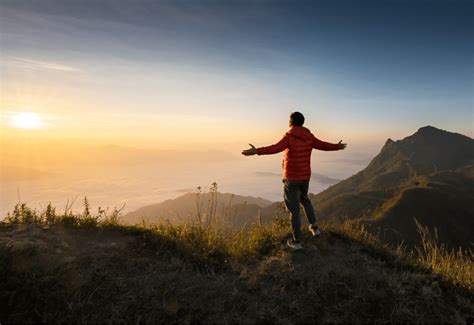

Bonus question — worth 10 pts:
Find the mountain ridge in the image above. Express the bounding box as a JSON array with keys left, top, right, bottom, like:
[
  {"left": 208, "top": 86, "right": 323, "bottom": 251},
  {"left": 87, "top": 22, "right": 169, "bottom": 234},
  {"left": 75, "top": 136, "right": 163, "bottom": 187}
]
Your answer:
[
  {"left": 311, "top": 125, "right": 474, "bottom": 248},
  {"left": 124, "top": 191, "right": 274, "bottom": 227}
]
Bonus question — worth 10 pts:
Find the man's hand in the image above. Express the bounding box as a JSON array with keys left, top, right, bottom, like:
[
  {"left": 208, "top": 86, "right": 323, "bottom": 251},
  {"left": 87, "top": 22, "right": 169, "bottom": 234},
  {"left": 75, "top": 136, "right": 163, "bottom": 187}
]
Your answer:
[
  {"left": 338, "top": 140, "right": 347, "bottom": 150},
  {"left": 242, "top": 143, "right": 257, "bottom": 156}
]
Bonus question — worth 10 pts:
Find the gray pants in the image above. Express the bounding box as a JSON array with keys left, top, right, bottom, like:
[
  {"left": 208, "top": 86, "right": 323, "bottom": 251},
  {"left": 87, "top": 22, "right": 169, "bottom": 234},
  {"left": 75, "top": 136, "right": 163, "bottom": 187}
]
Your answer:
[{"left": 283, "top": 179, "right": 317, "bottom": 242}]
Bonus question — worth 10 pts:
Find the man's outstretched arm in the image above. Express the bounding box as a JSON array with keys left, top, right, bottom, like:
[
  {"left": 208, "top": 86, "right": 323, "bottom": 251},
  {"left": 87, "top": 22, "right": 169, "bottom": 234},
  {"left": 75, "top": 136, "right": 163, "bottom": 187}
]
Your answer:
[
  {"left": 313, "top": 137, "right": 347, "bottom": 151},
  {"left": 242, "top": 135, "right": 289, "bottom": 156}
]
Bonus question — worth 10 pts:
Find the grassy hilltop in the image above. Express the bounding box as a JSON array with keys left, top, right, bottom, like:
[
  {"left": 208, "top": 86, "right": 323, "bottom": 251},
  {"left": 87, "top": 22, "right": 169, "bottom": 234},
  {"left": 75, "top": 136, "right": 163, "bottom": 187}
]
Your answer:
[{"left": 1, "top": 202, "right": 472, "bottom": 323}]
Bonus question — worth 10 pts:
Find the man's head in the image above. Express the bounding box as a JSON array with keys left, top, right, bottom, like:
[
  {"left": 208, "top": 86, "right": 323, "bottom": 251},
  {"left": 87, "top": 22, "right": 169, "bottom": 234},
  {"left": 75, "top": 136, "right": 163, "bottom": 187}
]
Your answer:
[{"left": 289, "top": 111, "right": 305, "bottom": 127}]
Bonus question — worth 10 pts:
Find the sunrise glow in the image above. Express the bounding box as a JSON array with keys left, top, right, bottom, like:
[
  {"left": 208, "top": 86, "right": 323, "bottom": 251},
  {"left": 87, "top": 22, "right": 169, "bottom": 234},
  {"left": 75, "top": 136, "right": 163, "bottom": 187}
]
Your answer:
[{"left": 10, "top": 112, "right": 44, "bottom": 129}]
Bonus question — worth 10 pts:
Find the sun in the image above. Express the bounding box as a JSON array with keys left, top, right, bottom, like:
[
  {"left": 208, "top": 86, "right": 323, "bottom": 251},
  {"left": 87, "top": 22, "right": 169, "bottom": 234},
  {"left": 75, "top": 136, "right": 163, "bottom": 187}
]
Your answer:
[{"left": 10, "top": 112, "right": 44, "bottom": 129}]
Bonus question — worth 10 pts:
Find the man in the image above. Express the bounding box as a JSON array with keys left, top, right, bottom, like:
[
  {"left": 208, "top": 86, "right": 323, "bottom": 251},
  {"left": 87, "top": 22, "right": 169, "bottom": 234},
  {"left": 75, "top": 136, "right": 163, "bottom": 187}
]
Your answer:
[{"left": 242, "top": 112, "right": 347, "bottom": 250}]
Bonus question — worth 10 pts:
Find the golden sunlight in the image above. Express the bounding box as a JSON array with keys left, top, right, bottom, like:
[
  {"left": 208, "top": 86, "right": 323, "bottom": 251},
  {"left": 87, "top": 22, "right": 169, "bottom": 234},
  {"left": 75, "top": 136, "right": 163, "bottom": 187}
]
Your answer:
[{"left": 10, "top": 112, "right": 44, "bottom": 129}]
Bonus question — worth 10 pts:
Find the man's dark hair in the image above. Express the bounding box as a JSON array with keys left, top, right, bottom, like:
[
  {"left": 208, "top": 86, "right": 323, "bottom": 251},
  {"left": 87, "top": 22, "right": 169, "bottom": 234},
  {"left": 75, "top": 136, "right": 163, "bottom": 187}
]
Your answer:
[{"left": 290, "top": 111, "right": 305, "bottom": 126}]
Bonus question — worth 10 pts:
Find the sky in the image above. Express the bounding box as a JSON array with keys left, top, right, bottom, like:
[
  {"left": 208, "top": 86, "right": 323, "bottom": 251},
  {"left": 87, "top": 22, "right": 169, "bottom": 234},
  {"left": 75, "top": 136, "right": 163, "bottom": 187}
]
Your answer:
[{"left": 1, "top": 0, "right": 473, "bottom": 151}]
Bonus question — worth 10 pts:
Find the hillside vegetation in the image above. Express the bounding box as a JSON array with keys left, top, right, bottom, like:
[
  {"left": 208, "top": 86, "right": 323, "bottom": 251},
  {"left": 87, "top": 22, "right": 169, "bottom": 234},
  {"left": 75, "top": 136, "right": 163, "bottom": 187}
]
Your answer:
[
  {"left": 310, "top": 126, "right": 474, "bottom": 249},
  {"left": 1, "top": 202, "right": 472, "bottom": 323},
  {"left": 366, "top": 164, "right": 474, "bottom": 248}
]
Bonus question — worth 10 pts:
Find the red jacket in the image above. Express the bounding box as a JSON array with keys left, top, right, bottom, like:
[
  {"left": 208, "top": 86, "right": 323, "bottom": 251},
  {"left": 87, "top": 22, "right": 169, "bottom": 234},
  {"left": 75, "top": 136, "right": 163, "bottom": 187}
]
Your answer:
[{"left": 256, "top": 126, "right": 341, "bottom": 180}]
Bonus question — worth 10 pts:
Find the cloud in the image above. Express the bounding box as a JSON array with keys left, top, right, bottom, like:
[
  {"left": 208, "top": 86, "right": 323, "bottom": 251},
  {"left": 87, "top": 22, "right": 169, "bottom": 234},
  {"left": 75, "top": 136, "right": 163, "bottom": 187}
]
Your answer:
[
  {"left": 7, "top": 57, "right": 82, "bottom": 73},
  {"left": 255, "top": 171, "right": 341, "bottom": 185},
  {"left": 326, "top": 157, "right": 371, "bottom": 166}
]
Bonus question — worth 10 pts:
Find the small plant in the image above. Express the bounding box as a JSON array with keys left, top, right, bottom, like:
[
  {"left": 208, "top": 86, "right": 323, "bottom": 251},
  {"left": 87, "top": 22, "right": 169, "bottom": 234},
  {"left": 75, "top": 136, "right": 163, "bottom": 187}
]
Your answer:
[
  {"left": 6, "top": 203, "right": 39, "bottom": 224},
  {"left": 79, "top": 197, "right": 99, "bottom": 227},
  {"left": 195, "top": 186, "right": 203, "bottom": 227},
  {"left": 42, "top": 202, "right": 56, "bottom": 224}
]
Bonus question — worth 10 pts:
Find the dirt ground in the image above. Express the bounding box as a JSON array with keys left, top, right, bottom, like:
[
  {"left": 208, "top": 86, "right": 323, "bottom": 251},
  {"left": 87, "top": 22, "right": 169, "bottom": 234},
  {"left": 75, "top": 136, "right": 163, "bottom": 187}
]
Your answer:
[{"left": 0, "top": 223, "right": 472, "bottom": 323}]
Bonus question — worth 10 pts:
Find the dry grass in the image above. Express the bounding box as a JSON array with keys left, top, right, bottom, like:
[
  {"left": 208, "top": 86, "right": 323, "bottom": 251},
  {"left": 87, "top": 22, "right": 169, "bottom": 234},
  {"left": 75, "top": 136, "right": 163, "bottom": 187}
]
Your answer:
[
  {"left": 1, "top": 201, "right": 473, "bottom": 323},
  {"left": 414, "top": 219, "right": 473, "bottom": 289},
  {"left": 331, "top": 219, "right": 473, "bottom": 290}
]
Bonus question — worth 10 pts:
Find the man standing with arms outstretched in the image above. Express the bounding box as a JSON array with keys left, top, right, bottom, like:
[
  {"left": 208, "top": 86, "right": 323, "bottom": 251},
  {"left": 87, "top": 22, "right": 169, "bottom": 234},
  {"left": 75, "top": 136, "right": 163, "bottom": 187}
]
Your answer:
[{"left": 242, "top": 112, "right": 347, "bottom": 250}]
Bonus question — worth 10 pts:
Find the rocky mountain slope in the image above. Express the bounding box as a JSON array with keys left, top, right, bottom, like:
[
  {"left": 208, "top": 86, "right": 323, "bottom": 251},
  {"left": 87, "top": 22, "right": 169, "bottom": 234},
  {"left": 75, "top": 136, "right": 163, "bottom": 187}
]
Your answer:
[{"left": 311, "top": 126, "right": 474, "bottom": 248}]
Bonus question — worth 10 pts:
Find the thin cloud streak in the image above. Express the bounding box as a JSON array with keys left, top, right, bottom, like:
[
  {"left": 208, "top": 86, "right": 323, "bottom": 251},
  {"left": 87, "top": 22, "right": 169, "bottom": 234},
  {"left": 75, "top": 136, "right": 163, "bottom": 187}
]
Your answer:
[{"left": 7, "top": 57, "right": 82, "bottom": 73}]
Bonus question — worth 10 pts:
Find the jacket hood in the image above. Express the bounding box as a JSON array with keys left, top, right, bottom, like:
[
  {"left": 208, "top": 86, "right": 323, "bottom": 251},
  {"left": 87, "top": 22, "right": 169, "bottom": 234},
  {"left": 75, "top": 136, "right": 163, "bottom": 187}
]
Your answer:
[{"left": 286, "top": 126, "right": 314, "bottom": 140}]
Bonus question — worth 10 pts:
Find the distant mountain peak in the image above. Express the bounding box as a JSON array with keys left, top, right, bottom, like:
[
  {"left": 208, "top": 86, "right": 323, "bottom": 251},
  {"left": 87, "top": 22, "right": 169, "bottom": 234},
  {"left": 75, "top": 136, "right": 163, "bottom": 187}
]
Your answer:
[
  {"left": 384, "top": 138, "right": 395, "bottom": 145},
  {"left": 401, "top": 125, "right": 473, "bottom": 147},
  {"left": 379, "top": 138, "right": 399, "bottom": 154},
  {"left": 417, "top": 125, "right": 439, "bottom": 132},
  {"left": 414, "top": 125, "right": 446, "bottom": 136}
]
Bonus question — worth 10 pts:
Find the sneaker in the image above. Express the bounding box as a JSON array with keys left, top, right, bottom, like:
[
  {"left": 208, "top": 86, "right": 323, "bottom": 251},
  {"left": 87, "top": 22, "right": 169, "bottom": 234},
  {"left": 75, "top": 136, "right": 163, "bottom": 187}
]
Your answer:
[
  {"left": 287, "top": 239, "right": 303, "bottom": 251},
  {"left": 308, "top": 224, "right": 321, "bottom": 237}
]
